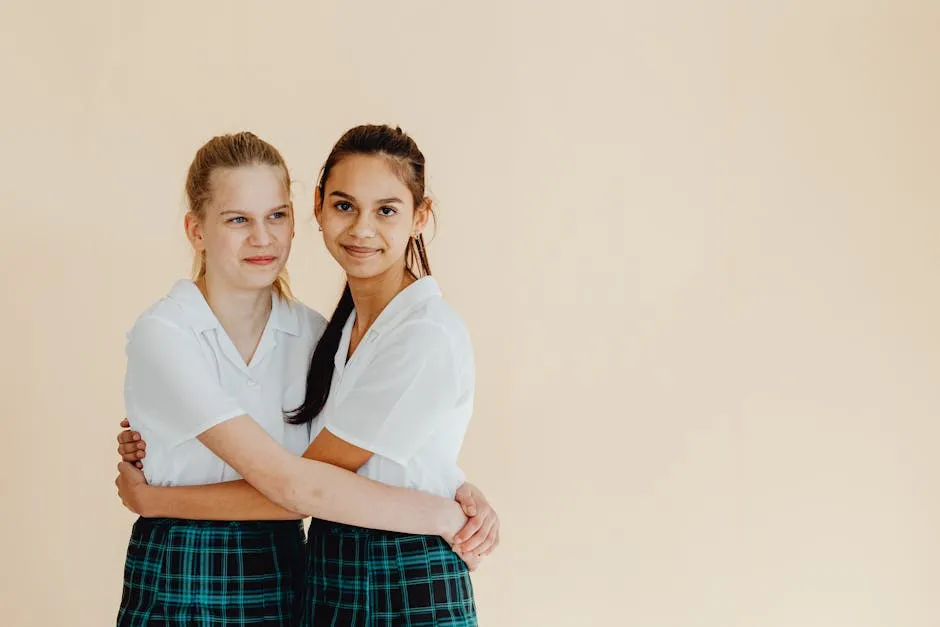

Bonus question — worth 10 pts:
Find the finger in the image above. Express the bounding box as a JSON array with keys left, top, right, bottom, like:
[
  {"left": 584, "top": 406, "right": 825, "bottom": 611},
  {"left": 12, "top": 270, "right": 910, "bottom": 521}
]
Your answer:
[
  {"left": 458, "top": 551, "right": 481, "bottom": 571},
  {"left": 117, "top": 430, "right": 141, "bottom": 444},
  {"left": 469, "top": 514, "right": 498, "bottom": 555},
  {"left": 480, "top": 526, "right": 500, "bottom": 557},
  {"left": 453, "top": 512, "right": 486, "bottom": 545},
  {"left": 119, "top": 460, "right": 148, "bottom": 483},
  {"left": 459, "top": 517, "right": 495, "bottom": 554},
  {"left": 474, "top": 524, "right": 499, "bottom": 557},
  {"left": 118, "top": 448, "right": 144, "bottom": 462},
  {"left": 120, "top": 418, "right": 130, "bottom": 428},
  {"left": 135, "top": 461, "right": 143, "bottom": 469},
  {"left": 119, "top": 441, "right": 144, "bottom": 455},
  {"left": 454, "top": 483, "right": 477, "bottom": 516}
]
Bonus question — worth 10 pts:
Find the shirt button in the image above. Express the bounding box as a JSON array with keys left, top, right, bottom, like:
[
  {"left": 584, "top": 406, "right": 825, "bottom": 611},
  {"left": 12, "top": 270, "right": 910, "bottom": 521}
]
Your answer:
[{"left": 247, "top": 379, "right": 258, "bottom": 388}]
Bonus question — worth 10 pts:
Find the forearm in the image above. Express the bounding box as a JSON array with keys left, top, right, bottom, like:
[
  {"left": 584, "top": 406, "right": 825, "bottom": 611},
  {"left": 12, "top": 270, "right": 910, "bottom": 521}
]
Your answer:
[
  {"left": 138, "top": 480, "right": 303, "bottom": 521},
  {"left": 266, "top": 456, "right": 466, "bottom": 539},
  {"left": 194, "top": 417, "right": 465, "bottom": 538}
]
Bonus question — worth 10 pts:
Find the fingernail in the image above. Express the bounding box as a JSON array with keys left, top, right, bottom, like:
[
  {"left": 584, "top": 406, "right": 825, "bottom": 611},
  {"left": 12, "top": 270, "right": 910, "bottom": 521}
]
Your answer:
[
  {"left": 138, "top": 443, "right": 145, "bottom": 449},
  {"left": 133, "top": 434, "right": 140, "bottom": 441}
]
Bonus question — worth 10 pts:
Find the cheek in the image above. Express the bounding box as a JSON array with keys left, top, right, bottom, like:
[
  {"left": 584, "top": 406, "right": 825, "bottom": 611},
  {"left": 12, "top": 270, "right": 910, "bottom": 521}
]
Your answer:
[
  {"left": 272, "top": 222, "right": 294, "bottom": 242},
  {"left": 385, "top": 228, "right": 412, "bottom": 253},
  {"left": 208, "top": 230, "right": 246, "bottom": 256},
  {"left": 321, "top": 221, "right": 345, "bottom": 243}
]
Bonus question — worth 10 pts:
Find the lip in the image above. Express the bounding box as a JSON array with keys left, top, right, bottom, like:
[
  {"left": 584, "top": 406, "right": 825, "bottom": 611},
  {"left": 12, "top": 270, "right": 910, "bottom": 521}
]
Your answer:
[
  {"left": 342, "top": 245, "right": 380, "bottom": 259},
  {"left": 244, "top": 256, "right": 277, "bottom": 265}
]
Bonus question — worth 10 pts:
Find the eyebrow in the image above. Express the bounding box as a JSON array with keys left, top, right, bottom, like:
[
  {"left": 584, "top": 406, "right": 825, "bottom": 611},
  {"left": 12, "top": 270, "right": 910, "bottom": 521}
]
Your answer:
[
  {"left": 218, "top": 204, "right": 290, "bottom": 216},
  {"left": 329, "top": 191, "right": 403, "bottom": 205}
]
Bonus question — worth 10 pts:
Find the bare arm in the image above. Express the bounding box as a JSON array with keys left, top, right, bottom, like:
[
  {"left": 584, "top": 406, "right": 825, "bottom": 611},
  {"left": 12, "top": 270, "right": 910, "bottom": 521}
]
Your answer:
[
  {"left": 133, "top": 478, "right": 303, "bottom": 521},
  {"left": 119, "top": 316, "right": 465, "bottom": 537},
  {"left": 129, "top": 428, "right": 372, "bottom": 523},
  {"left": 144, "top": 415, "right": 465, "bottom": 538},
  {"left": 116, "top": 424, "right": 500, "bottom": 559}
]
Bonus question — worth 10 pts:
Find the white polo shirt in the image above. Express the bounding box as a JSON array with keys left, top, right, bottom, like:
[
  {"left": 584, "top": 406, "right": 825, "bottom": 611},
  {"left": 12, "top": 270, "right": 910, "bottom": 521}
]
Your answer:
[
  {"left": 311, "top": 277, "right": 474, "bottom": 499},
  {"left": 124, "top": 280, "right": 326, "bottom": 487}
]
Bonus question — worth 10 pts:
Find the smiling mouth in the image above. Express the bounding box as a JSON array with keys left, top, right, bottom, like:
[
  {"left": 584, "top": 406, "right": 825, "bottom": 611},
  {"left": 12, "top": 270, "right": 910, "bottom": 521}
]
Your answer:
[
  {"left": 244, "top": 256, "right": 277, "bottom": 265},
  {"left": 342, "top": 245, "right": 380, "bottom": 259}
]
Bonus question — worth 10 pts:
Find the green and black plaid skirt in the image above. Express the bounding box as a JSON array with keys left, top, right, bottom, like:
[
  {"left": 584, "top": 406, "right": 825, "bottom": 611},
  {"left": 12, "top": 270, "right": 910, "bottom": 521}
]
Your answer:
[
  {"left": 302, "top": 518, "right": 477, "bottom": 626},
  {"left": 117, "top": 517, "right": 306, "bottom": 626}
]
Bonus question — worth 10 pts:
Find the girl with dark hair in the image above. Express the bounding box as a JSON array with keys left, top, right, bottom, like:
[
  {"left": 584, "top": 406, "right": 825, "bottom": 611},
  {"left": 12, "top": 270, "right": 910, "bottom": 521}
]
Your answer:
[{"left": 113, "top": 129, "right": 497, "bottom": 627}]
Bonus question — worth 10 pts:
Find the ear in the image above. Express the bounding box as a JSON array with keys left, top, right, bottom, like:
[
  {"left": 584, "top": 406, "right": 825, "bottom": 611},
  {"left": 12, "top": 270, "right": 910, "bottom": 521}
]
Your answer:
[
  {"left": 288, "top": 202, "right": 296, "bottom": 239},
  {"left": 413, "top": 197, "right": 431, "bottom": 235},
  {"left": 183, "top": 212, "right": 205, "bottom": 252},
  {"left": 313, "top": 189, "right": 323, "bottom": 231}
]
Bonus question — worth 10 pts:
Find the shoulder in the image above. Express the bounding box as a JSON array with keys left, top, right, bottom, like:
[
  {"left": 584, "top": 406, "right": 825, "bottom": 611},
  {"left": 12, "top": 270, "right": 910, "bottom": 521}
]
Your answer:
[
  {"left": 387, "top": 297, "right": 473, "bottom": 362},
  {"left": 126, "top": 314, "right": 199, "bottom": 363},
  {"left": 292, "top": 300, "right": 329, "bottom": 338},
  {"left": 423, "top": 297, "right": 471, "bottom": 342},
  {"left": 127, "top": 295, "right": 195, "bottom": 346},
  {"left": 280, "top": 299, "right": 328, "bottom": 351},
  {"left": 125, "top": 280, "right": 209, "bottom": 354}
]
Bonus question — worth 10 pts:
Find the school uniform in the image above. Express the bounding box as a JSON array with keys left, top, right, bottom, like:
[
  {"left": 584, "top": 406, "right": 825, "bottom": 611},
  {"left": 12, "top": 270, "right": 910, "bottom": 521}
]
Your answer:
[
  {"left": 117, "top": 279, "right": 326, "bottom": 627},
  {"left": 302, "top": 276, "right": 478, "bottom": 626}
]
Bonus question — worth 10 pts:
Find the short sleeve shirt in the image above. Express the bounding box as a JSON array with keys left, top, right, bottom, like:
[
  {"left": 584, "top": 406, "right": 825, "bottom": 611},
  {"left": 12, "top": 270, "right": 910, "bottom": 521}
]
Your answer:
[
  {"left": 124, "top": 280, "right": 326, "bottom": 487},
  {"left": 311, "top": 277, "right": 475, "bottom": 499}
]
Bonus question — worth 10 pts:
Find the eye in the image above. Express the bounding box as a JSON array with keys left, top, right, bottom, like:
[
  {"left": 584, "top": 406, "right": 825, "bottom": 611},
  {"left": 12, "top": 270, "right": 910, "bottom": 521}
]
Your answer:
[
  {"left": 378, "top": 206, "right": 398, "bottom": 217},
  {"left": 334, "top": 201, "right": 354, "bottom": 212},
  {"left": 269, "top": 211, "right": 287, "bottom": 220},
  {"left": 228, "top": 216, "right": 248, "bottom": 224}
]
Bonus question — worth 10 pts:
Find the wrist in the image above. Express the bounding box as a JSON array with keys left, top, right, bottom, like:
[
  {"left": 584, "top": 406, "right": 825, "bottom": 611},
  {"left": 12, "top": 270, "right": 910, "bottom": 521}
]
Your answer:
[
  {"left": 133, "top": 485, "right": 157, "bottom": 518},
  {"left": 437, "top": 501, "right": 466, "bottom": 543}
]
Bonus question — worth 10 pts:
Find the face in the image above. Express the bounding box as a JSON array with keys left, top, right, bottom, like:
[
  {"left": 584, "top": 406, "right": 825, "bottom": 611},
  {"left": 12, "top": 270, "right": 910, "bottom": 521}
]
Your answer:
[
  {"left": 185, "top": 164, "right": 293, "bottom": 292},
  {"left": 315, "top": 154, "right": 428, "bottom": 281}
]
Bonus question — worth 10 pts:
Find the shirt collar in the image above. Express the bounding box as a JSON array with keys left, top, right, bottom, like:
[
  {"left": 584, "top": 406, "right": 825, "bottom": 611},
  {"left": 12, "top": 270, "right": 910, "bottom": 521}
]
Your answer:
[
  {"left": 167, "top": 279, "right": 301, "bottom": 336},
  {"left": 367, "top": 276, "right": 442, "bottom": 336},
  {"left": 334, "top": 276, "right": 442, "bottom": 371}
]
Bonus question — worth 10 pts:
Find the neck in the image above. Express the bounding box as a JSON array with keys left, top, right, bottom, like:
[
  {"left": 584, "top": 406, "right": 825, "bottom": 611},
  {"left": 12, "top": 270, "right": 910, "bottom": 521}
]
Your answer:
[
  {"left": 198, "top": 274, "right": 273, "bottom": 341},
  {"left": 348, "top": 265, "right": 415, "bottom": 333}
]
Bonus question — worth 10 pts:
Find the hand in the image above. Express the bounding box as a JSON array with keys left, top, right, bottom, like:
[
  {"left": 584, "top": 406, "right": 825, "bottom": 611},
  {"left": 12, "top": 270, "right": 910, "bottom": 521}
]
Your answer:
[
  {"left": 117, "top": 418, "right": 146, "bottom": 469},
  {"left": 114, "top": 461, "right": 150, "bottom": 515},
  {"left": 452, "top": 482, "right": 500, "bottom": 559},
  {"left": 458, "top": 551, "right": 482, "bottom": 571}
]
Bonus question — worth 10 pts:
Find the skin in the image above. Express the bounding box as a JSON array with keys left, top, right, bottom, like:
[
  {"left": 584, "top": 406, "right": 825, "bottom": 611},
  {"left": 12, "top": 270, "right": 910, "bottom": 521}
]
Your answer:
[
  {"left": 186, "top": 164, "right": 294, "bottom": 360},
  {"left": 115, "top": 161, "right": 498, "bottom": 565},
  {"left": 310, "top": 152, "right": 499, "bottom": 554}
]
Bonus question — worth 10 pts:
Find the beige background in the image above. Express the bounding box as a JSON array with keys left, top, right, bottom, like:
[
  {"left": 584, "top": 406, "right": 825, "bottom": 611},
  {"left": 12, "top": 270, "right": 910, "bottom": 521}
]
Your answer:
[{"left": 2, "top": 1, "right": 938, "bottom": 625}]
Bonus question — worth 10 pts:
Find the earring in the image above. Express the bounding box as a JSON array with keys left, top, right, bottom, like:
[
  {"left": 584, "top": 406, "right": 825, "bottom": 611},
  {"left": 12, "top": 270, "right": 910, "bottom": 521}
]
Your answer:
[{"left": 318, "top": 225, "right": 322, "bottom": 232}]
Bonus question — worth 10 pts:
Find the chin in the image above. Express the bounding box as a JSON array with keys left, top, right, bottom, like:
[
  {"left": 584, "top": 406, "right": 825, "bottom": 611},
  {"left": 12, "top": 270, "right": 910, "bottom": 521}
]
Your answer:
[
  {"left": 343, "top": 267, "right": 380, "bottom": 280},
  {"left": 239, "top": 268, "right": 284, "bottom": 290},
  {"left": 342, "top": 261, "right": 394, "bottom": 280}
]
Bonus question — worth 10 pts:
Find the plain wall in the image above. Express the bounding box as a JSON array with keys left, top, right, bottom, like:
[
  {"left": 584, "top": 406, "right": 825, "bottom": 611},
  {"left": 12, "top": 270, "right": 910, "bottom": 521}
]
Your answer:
[{"left": 1, "top": 1, "right": 938, "bottom": 625}]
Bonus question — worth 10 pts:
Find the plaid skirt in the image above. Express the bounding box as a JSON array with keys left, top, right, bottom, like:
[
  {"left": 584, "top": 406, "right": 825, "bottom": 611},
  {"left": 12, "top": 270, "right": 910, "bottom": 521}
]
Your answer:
[
  {"left": 302, "top": 518, "right": 477, "bottom": 626},
  {"left": 117, "top": 517, "right": 306, "bottom": 626}
]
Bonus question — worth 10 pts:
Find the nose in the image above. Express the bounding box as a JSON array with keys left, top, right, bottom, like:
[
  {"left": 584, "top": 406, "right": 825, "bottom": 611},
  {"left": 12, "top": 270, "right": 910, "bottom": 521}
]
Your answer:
[
  {"left": 348, "top": 210, "right": 376, "bottom": 239},
  {"left": 248, "top": 219, "right": 273, "bottom": 246}
]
